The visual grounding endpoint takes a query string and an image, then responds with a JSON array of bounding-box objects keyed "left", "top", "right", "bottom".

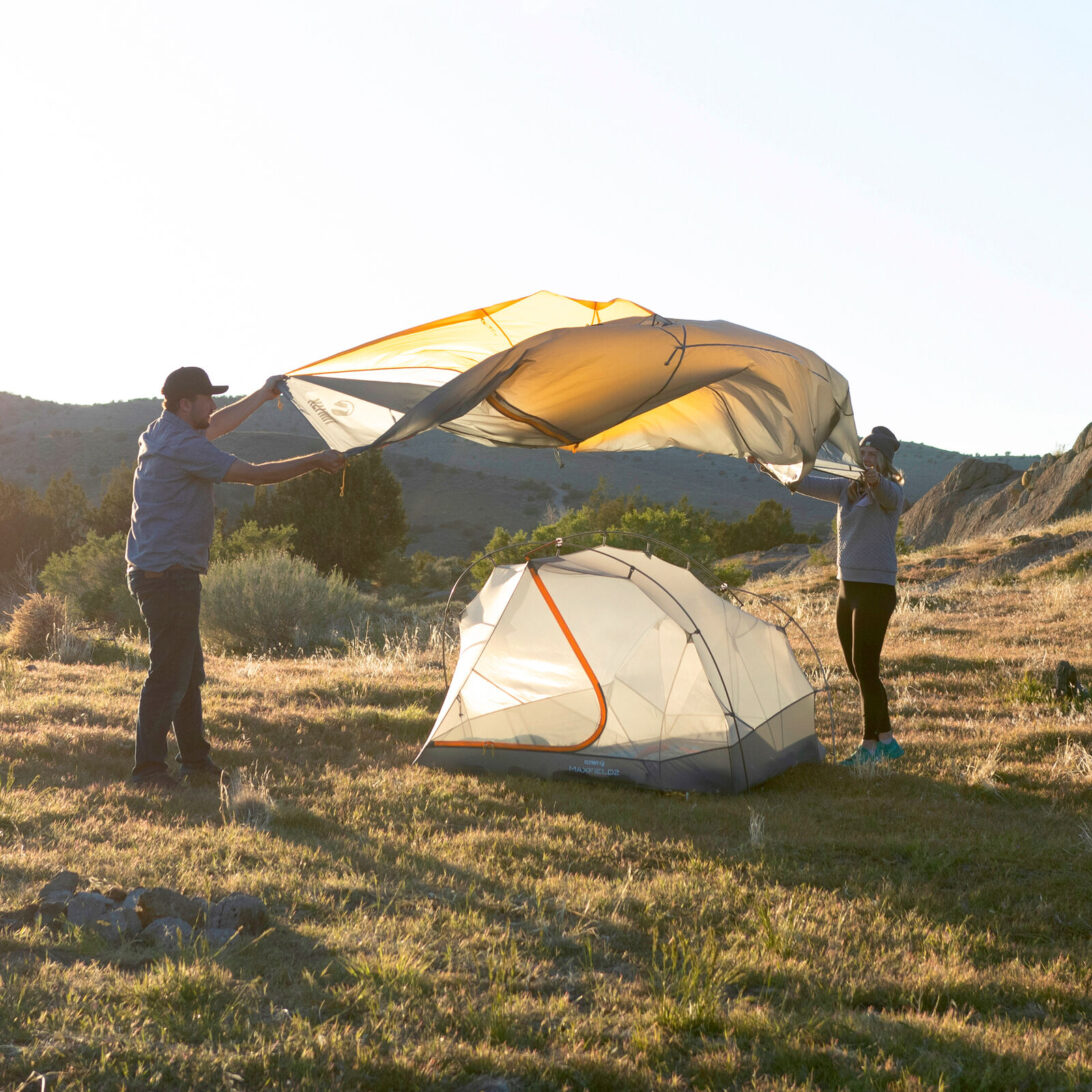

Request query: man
[{"left": 125, "top": 366, "right": 346, "bottom": 789}]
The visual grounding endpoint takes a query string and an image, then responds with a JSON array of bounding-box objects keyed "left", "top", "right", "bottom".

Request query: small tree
[
  {"left": 43, "top": 471, "right": 90, "bottom": 555},
  {"left": 245, "top": 451, "right": 407, "bottom": 582},
  {"left": 0, "top": 478, "right": 54, "bottom": 572},
  {"left": 89, "top": 461, "right": 135, "bottom": 537},
  {"left": 710, "top": 499, "right": 816, "bottom": 556},
  {"left": 472, "top": 491, "right": 722, "bottom": 586}
]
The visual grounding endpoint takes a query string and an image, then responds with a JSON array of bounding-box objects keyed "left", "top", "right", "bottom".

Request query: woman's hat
[{"left": 860, "top": 426, "right": 899, "bottom": 461}]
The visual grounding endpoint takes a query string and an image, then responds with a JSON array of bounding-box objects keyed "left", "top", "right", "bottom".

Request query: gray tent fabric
[{"left": 414, "top": 546, "right": 823, "bottom": 793}]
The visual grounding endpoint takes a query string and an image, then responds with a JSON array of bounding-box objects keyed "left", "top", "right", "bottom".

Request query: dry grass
[
  {"left": 0, "top": 522, "right": 1090, "bottom": 1090},
  {"left": 4, "top": 593, "right": 68, "bottom": 659}
]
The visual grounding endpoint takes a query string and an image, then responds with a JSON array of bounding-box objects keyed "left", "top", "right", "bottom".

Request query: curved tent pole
[{"left": 564, "top": 543, "right": 751, "bottom": 790}]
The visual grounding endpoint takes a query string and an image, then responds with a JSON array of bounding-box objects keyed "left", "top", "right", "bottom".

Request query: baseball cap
[{"left": 162, "top": 366, "right": 229, "bottom": 400}]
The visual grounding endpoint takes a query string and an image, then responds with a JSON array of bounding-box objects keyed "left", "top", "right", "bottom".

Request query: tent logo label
[
  {"left": 569, "top": 758, "right": 620, "bottom": 778},
  {"left": 331, "top": 400, "right": 354, "bottom": 417},
  {"left": 305, "top": 396, "right": 337, "bottom": 426}
]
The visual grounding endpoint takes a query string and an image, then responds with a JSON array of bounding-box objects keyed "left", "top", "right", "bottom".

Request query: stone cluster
[{"left": 0, "top": 870, "right": 269, "bottom": 950}]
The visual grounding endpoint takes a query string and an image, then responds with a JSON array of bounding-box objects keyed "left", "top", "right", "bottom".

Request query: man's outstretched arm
[
  {"left": 223, "top": 449, "right": 346, "bottom": 485},
  {"left": 206, "top": 375, "right": 284, "bottom": 441}
]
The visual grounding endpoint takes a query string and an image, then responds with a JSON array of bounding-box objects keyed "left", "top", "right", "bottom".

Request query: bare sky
[{"left": 1, "top": 0, "right": 1089, "bottom": 456}]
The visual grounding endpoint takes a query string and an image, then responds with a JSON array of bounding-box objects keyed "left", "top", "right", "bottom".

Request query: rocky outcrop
[{"left": 902, "top": 424, "right": 1092, "bottom": 547}]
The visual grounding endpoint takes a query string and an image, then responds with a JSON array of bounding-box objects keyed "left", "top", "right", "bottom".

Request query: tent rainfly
[
  {"left": 282, "top": 290, "right": 861, "bottom": 485},
  {"left": 414, "top": 546, "right": 823, "bottom": 793}
]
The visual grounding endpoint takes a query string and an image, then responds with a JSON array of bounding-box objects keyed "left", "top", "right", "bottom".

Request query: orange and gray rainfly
[{"left": 280, "top": 290, "right": 863, "bottom": 485}]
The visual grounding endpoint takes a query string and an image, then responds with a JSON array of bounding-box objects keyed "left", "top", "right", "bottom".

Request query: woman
[{"left": 752, "top": 426, "right": 905, "bottom": 766}]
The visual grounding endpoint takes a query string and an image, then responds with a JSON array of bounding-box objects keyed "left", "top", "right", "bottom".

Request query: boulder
[
  {"left": 2, "top": 873, "right": 272, "bottom": 948},
  {"left": 65, "top": 891, "right": 116, "bottom": 927},
  {"left": 457, "top": 1079, "right": 516, "bottom": 1092},
  {"left": 138, "top": 887, "right": 204, "bottom": 926},
  {"left": 969, "top": 532, "right": 1092, "bottom": 580},
  {"left": 120, "top": 887, "right": 151, "bottom": 925},
  {"left": 723, "top": 543, "right": 813, "bottom": 580},
  {"left": 142, "top": 917, "right": 194, "bottom": 950},
  {"left": 900, "top": 459, "right": 1021, "bottom": 547},
  {"left": 38, "top": 871, "right": 81, "bottom": 902},
  {"left": 206, "top": 893, "right": 269, "bottom": 935},
  {"left": 90, "top": 906, "right": 144, "bottom": 943},
  {"left": 0, "top": 904, "right": 41, "bottom": 931},
  {"left": 37, "top": 897, "right": 71, "bottom": 924},
  {"left": 203, "top": 927, "right": 244, "bottom": 949}
]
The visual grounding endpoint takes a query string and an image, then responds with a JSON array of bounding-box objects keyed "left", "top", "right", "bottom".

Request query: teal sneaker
[
  {"left": 840, "top": 744, "right": 879, "bottom": 767},
  {"left": 877, "top": 737, "right": 905, "bottom": 760}
]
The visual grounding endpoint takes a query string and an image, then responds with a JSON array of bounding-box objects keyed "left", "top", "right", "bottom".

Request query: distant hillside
[{"left": 0, "top": 391, "right": 1037, "bottom": 557}]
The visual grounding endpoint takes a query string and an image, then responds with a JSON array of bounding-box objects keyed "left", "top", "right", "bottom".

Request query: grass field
[{"left": 1, "top": 525, "right": 1090, "bottom": 1090}]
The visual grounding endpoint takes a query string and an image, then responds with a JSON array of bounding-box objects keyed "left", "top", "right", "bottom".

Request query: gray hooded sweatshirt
[{"left": 792, "top": 473, "right": 904, "bottom": 585}]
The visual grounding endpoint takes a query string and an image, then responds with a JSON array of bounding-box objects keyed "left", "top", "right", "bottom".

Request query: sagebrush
[{"left": 201, "top": 549, "right": 369, "bottom": 653}]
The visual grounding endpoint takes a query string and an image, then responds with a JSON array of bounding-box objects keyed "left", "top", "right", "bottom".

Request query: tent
[
  {"left": 283, "top": 290, "right": 860, "bottom": 484},
  {"left": 414, "top": 545, "right": 826, "bottom": 794}
]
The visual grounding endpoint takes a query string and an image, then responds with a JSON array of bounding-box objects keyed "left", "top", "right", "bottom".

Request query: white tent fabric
[
  {"left": 415, "top": 546, "right": 822, "bottom": 793},
  {"left": 283, "top": 291, "right": 861, "bottom": 484}
]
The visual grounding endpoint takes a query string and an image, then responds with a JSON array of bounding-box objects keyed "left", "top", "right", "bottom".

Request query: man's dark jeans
[{"left": 128, "top": 568, "right": 212, "bottom": 777}]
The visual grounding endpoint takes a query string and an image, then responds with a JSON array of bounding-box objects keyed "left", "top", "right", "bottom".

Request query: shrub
[
  {"left": 46, "top": 619, "right": 95, "bottom": 664},
  {"left": 1000, "top": 670, "right": 1052, "bottom": 706},
  {"left": 201, "top": 550, "right": 369, "bottom": 654},
  {"left": 210, "top": 520, "right": 296, "bottom": 565},
  {"left": 409, "top": 551, "right": 467, "bottom": 592},
  {"left": 5, "top": 593, "right": 68, "bottom": 658},
  {"left": 39, "top": 531, "right": 142, "bottom": 630},
  {"left": 1053, "top": 549, "right": 1092, "bottom": 577},
  {"left": 711, "top": 560, "right": 750, "bottom": 587}
]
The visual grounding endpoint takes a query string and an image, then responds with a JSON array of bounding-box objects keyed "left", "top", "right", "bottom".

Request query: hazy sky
[{"left": 2, "top": 0, "right": 1089, "bottom": 456}]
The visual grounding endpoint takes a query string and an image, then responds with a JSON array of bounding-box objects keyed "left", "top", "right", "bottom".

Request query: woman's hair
[{"left": 876, "top": 452, "right": 905, "bottom": 485}]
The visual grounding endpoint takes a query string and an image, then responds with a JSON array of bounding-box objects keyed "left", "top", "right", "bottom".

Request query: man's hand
[
  {"left": 260, "top": 375, "right": 287, "bottom": 402},
  {"left": 314, "top": 451, "right": 348, "bottom": 474}
]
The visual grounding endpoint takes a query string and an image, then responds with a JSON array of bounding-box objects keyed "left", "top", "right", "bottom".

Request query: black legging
[{"left": 836, "top": 580, "right": 897, "bottom": 740}]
